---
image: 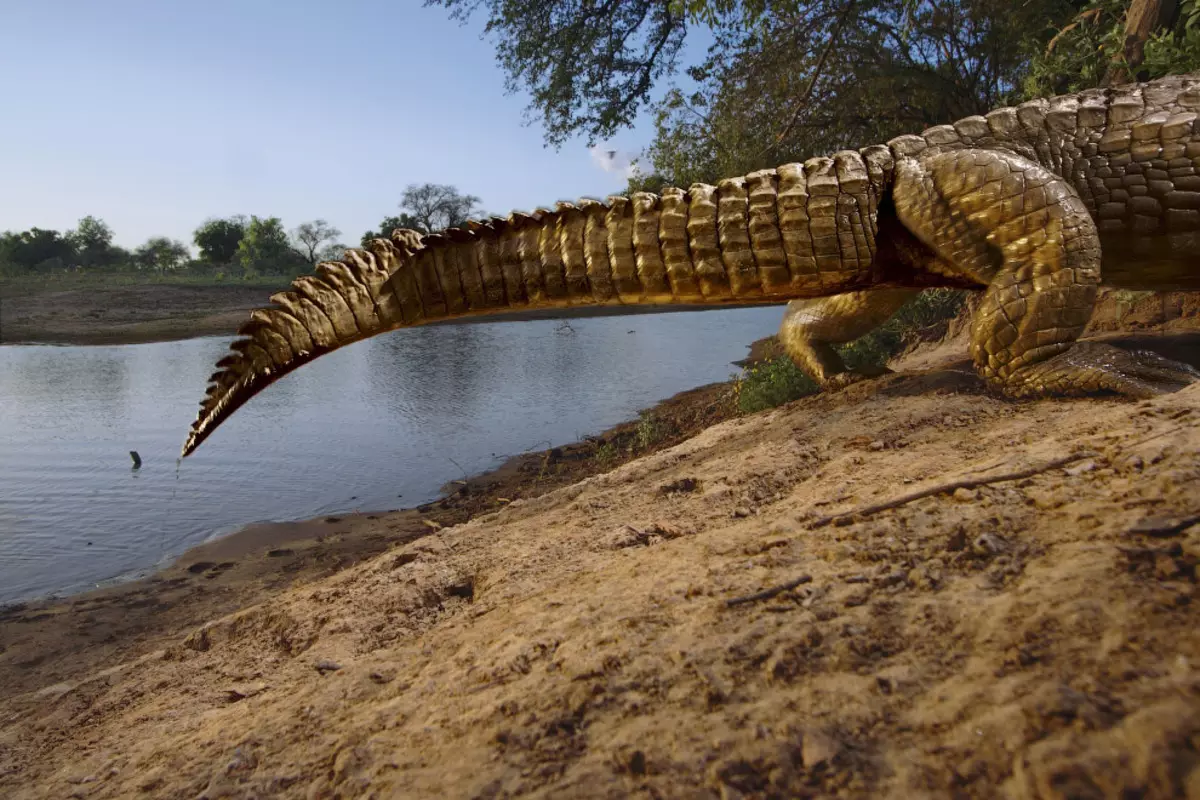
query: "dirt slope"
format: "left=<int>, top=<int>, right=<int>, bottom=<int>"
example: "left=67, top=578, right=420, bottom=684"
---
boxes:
left=2, top=350, right=1198, bottom=798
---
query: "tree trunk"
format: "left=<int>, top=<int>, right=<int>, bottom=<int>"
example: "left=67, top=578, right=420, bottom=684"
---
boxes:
left=1107, top=0, right=1179, bottom=84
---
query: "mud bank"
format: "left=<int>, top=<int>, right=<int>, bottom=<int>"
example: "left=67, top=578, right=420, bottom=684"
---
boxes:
left=0, top=284, right=280, bottom=346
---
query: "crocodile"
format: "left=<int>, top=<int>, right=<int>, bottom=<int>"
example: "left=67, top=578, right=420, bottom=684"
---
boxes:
left=183, top=72, right=1200, bottom=457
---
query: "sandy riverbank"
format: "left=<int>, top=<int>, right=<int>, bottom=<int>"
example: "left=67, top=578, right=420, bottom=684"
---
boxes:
left=0, top=377, right=742, bottom=700
left=1, top=289, right=1198, bottom=797
left=1, top=330, right=1198, bottom=797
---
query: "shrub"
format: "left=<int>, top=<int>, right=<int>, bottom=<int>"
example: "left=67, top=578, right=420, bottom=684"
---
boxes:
left=594, top=442, right=618, bottom=467
left=734, top=357, right=819, bottom=414
left=635, top=411, right=663, bottom=450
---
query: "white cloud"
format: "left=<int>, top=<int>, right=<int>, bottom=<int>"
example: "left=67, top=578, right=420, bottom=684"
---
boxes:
left=589, top=145, right=639, bottom=179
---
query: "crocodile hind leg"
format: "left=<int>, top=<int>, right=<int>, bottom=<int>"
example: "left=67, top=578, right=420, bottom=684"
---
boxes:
left=893, top=147, right=1199, bottom=398
left=779, top=289, right=920, bottom=388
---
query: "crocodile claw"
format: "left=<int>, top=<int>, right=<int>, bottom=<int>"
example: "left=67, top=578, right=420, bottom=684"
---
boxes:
left=1004, top=342, right=1200, bottom=399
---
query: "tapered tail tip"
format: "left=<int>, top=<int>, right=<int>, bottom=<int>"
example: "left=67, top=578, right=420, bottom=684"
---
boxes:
left=181, top=365, right=287, bottom=457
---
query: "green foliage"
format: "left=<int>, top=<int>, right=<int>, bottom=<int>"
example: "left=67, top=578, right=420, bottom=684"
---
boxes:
left=630, top=0, right=1077, bottom=189
left=429, top=0, right=1079, bottom=175
left=635, top=411, right=664, bottom=450
left=3, top=209, right=354, bottom=284
left=193, top=216, right=247, bottom=264
left=236, top=216, right=307, bottom=276
left=734, top=289, right=966, bottom=413
left=594, top=441, right=619, bottom=467
left=428, top=0, right=690, bottom=147
left=362, top=183, right=482, bottom=243
left=67, top=216, right=118, bottom=267
left=734, top=357, right=818, bottom=414
left=399, top=183, right=482, bottom=233
left=0, top=227, right=76, bottom=272
left=361, top=213, right=426, bottom=245
left=1141, top=2, right=1200, bottom=75
left=1023, top=0, right=1200, bottom=99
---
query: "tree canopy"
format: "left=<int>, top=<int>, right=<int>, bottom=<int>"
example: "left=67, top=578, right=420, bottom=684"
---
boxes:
left=361, top=214, right=426, bottom=245
left=1023, top=0, right=1200, bottom=97
left=664, top=0, right=1090, bottom=186
left=67, top=216, right=118, bottom=267
left=237, top=216, right=307, bottom=276
left=429, top=0, right=693, bottom=147
left=432, top=0, right=1199, bottom=190
left=134, top=237, right=190, bottom=275
left=0, top=227, right=76, bottom=272
left=291, top=219, right=343, bottom=264
left=193, top=216, right=248, bottom=264
left=361, top=183, right=483, bottom=244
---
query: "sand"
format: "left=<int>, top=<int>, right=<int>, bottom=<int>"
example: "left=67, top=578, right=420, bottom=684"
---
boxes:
left=2, top=335, right=1198, bottom=797
left=1, top=287, right=1198, bottom=798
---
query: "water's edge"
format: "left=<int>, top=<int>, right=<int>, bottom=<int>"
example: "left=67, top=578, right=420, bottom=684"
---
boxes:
left=6, top=376, right=740, bottom=608
left=0, top=308, right=785, bottom=603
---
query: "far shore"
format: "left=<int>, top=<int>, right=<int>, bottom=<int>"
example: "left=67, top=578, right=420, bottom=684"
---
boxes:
left=1, top=283, right=279, bottom=346
left=2, top=280, right=790, bottom=347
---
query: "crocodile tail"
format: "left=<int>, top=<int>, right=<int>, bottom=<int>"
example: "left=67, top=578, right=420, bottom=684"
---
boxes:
left=184, top=154, right=893, bottom=456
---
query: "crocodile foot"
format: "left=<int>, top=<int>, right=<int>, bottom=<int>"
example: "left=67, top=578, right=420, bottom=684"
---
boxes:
left=1002, top=342, right=1200, bottom=399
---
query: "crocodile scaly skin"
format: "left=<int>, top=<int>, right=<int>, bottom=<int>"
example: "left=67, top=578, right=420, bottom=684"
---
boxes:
left=183, top=73, right=1200, bottom=456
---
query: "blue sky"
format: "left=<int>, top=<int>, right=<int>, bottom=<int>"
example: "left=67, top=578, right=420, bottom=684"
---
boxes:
left=0, top=1, right=703, bottom=250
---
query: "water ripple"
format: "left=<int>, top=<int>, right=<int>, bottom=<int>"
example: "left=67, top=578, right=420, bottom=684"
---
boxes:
left=0, top=307, right=784, bottom=602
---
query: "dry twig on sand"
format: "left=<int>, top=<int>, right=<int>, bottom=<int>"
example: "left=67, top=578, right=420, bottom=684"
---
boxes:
left=725, top=574, right=813, bottom=607
left=807, top=451, right=1100, bottom=529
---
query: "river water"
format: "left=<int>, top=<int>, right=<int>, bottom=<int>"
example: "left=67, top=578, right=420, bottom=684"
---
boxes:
left=0, top=307, right=784, bottom=604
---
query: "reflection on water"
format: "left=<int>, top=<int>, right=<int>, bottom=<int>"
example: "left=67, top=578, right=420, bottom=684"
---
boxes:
left=0, top=307, right=784, bottom=603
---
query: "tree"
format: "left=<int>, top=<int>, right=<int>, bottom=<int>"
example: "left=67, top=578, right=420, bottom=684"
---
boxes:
left=0, top=227, right=76, bottom=272
left=430, top=0, right=694, bottom=146
left=1023, top=0, right=1200, bottom=97
left=316, top=242, right=351, bottom=263
left=361, top=184, right=482, bottom=244
left=291, top=219, right=342, bottom=264
left=134, top=237, right=190, bottom=275
left=361, top=213, right=426, bottom=245
left=627, top=0, right=1086, bottom=189
left=237, top=216, right=306, bottom=275
left=193, top=216, right=247, bottom=264
left=67, top=216, right=116, bottom=267
left=399, top=183, right=482, bottom=233
left=431, top=0, right=1093, bottom=178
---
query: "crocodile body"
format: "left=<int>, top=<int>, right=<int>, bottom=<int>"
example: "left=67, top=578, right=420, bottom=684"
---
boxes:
left=183, top=73, right=1200, bottom=456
